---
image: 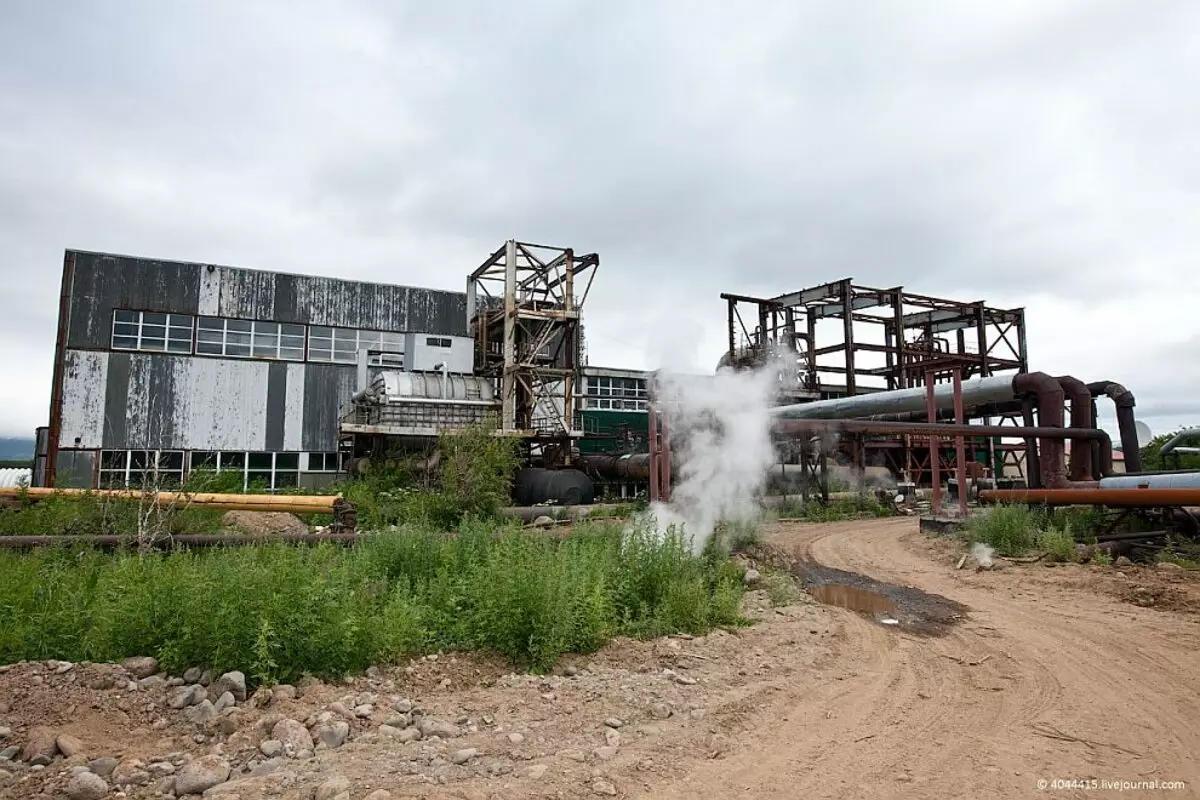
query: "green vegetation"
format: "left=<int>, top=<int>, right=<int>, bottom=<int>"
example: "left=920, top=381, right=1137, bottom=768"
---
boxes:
left=775, top=494, right=893, bottom=522
left=0, top=489, right=226, bottom=537
left=964, top=504, right=1088, bottom=560
left=760, top=570, right=802, bottom=606
left=1140, top=426, right=1200, bottom=472
left=0, top=516, right=744, bottom=680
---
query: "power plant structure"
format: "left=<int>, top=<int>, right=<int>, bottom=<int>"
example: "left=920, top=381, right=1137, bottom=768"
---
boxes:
left=32, top=239, right=1174, bottom=515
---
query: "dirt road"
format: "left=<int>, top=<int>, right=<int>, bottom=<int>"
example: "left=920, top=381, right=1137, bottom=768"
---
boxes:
left=647, top=518, right=1200, bottom=799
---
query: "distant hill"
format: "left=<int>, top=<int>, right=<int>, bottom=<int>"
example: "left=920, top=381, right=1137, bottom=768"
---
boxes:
left=0, top=437, right=35, bottom=461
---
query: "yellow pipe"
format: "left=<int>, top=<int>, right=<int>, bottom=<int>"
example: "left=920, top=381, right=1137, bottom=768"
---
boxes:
left=0, top=487, right=339, bottom=511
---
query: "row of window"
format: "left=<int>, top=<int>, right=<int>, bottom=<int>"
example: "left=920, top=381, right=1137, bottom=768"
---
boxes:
left=112, top=310, right=450, bottom=366
left=98, top=450, right=344, bottom=490
left=583, top=397, right=648, bottom=411
left=583, top=375, right=648, bottom=398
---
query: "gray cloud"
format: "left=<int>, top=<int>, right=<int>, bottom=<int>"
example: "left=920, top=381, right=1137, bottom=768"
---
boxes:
left=2, top=0, right=1199, bottom=437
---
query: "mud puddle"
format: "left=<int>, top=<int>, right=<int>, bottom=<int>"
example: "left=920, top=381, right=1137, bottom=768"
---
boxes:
left=793, top=560, right=968, bottom=635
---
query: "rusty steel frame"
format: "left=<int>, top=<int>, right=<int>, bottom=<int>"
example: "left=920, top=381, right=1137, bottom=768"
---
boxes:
left=467, top=240, right=598, bottom=464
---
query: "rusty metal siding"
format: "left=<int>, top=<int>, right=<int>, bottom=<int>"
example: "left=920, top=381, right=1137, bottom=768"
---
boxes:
left=66, top=252, right=201, bottom=349
left=59, top=350, right=109, bottom=448
left=218, top=266, right=276, bottom=319
left=302, top=364, right=359, bottom=451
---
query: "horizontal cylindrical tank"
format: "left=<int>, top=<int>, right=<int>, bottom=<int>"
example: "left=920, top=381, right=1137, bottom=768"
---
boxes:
left=512, top=468, right=596, bottom=507
left=372, top=371, right=496, bottom=403
left=1098, top=472, right=1200, bottom=490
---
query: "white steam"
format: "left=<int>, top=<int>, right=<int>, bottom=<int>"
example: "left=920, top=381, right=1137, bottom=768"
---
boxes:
left=971, top=542, right=995, bottom=568
left=646, top=359, right=784, bottom=554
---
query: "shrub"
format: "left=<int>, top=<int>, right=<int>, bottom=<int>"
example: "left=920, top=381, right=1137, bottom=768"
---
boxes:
left=761, top=571, right=801, bottom=606
left=776, top=495, right=893, bottom=523
left=964, top=504, right=1039, bottom=555
left=1038, top=527, right=1078, bottom=562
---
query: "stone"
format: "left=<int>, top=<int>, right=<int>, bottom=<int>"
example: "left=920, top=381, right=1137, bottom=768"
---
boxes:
left=593, top=779, right=618, bottom=796
left=112, top=760, right=151, bottom=786
left=87, top=756, right=119, bottom=778
left=743, top=568, right=761, bottom=585
left=148, top=761, right=177, bottom=775
left=199, top=669, right=214, bottom=686
left=379, top=725, right=421, bottom=743
left=123, top=656, right=159, bottom=679
left=417, top=718, right=460, bottom=739
left=314, top=721, right=349, bottom=749
left=56, top=733, right=86, bottom=758
left=213, top=692, right=236, bottom=714
left=138, top=675, right=166, bottom=690
left=650, top=703, right=673, bottom=720
left=383, top=713, right=411, bottom=729
left=174, top=755, right=231, bottom=795
left=270, top=719, right=313, bottom=757
left=249, top=757, right=283, bottom=777
left=563, top=665, right=579, bottom=677
left=211, top=671, right=247, bottom=703
left=312, top=775, right=351, bottom=800
left=674, top=674, right=698, bottom=686
left=353, top=704, right=374, bottom=719
left=524, top=764, right=549, bottom=780
left=593, top=746, right=618, bottom=761
left=184, top=700, right=218, bottom=725
left=65, top=771, right=108, bottom=800
left=1115, top=556, right=1134, bottom=567
left=222, top=511, right=309, bottom=538
left=604, top=728, right=621, bottom=747
left=170, top=684, right=207, bottom=709
left=273, top=685, right=297, bottom=701
left=362, top=791, right=393, bottom=800
left=506, top=732, right=525, bottom=745
left=20, top=726, right=58, bottom=762
left=451, top=748, right=478, bottom=765
left=0, top=746, right=17, bottom=761
left=184, top=667, right=204, bottom=683
left=603, top=718, right=624, bottom=729
left=0, top=727, right=9, bottom=740
left=1157, top=561, right=1185, bottom=571
left=259, top=740, right=283, bottom=759
left=392, top=699, right=413, bottom=714
left=167, top=677, right=186, bottom=687
left=558, top=749, right=587, bottom=762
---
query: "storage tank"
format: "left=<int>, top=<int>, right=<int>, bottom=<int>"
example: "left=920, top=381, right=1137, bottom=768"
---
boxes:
left=372, top=371, right=496, bottom=403
left=513, top=468, right=595, bottom=506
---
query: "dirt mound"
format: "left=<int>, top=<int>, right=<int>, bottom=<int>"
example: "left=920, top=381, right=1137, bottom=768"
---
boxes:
left=221, top=511, right=311, bottom=537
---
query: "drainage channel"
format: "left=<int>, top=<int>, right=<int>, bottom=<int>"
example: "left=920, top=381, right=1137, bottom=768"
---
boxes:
left=793, top=561, right=968, bottom=635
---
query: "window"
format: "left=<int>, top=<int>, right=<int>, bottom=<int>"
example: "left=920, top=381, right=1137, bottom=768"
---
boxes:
left=309, top=326, right=405, bottom=366
left=425, top=336, right=452, bottom=348
left=307, top=452, right=342, bottom=472
left=186, top=451, right=300, bottom=491
left=99, top=450, right=185, bottom=487
left=112, top=311, right=194, bottom=354
left=196, top=317, right=304, bottom=360
left=582, top=375, right=648, bottom=412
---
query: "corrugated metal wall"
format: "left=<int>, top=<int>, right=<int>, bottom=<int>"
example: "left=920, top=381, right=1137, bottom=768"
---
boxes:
left=57, top=251, right=470, bottom=454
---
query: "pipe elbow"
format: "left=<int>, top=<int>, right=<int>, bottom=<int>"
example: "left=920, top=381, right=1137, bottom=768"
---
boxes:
left=1087, top=380, right=1136, bottom=408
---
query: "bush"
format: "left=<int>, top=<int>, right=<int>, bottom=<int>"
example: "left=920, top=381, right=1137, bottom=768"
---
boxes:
left=776, top=495, right=893, bottom=523
left=760, top=571, right=801, bottom=606
left=1038, top=526, right=1078, bottom=562
left=965, top=504, right=1039, bottom=555
left=0, top=517, right=745, bottom=680
left=0, top=490, right=225, bottom=538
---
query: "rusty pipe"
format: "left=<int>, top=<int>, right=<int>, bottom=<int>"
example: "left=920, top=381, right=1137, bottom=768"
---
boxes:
left=1056, top=376, right=1094, bottom=482
left=1087, top=381, right=1142, bottom=473
left=1011, top=372, right=1097, bottom=489
left=979, top=487, right=1200, bottom=507
left=575, top=453, right=651, bottom=480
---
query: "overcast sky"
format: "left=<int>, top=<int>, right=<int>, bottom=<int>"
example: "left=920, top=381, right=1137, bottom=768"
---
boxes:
left=2, top=1, right=1199, bottom=441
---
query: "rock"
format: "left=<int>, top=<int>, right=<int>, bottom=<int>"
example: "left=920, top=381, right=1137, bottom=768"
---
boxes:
left=392, top=699, right=412, bottom=714
left=362, top=791, right=393, bottom=800
left=199, top=669, right=214, bottom=686
left=214, top=692, right=236, bottom=714
left=454, top=714, right=469, bottom=725
left=0, top=727, right=8, bottom=740
left=743, top=568, right=761, bottom=585
left=167, top=677, right=186, bottom=687
left=593, top=746, right=618, bottom=761
left=56, top=734, right=86, bottom=758
left=170, top=684, right=207, bottom=709
left=259, top=740, right=283, bottom=759
left=123, top=656, right=159, bottom=679
left=603, top=718, right=624, bottom=729
left=1115, top=556, right=1134, bottom=567
left=174, top=755, right=231, bottom=795
left=20, top=726, right=59, bottom=762
left=593, top=778, right=618, bottom=796
left=312, top=775, right=351, bottom=800
left=270, top=719, right=313, bottom=757
left=0, top=746, right=17, bottom=761
left=273, top=685, right=297, bottom=701
left=674, top=674, right=697, bottom=686
left=314, top=721, right=349, bottom=749
left=184, top=667, right=204, bottom=683
left=112, top=760, right=151, bottom=786
left=532, top=515, right=555, bottom=526
left=222, top=510, right=309, bottom=537
left=65, top=771, right=108, bottom=800
left=604, top=728, right=621, bottom=747
left=87, top=756, right=119, bottom=778
left=30, top=754, right=52, bottom=766
left=1157, top=561, right=1185, bottom=571
left=211, top=671, right=247, bottom=703
left=379, top=726, right=421, bottom=743
left=451, top=748, right=478, bottom=765
left=383, top=713, right=411, bottom=729
left=249, top=757, right=283, bottom=777
left=523, top=764, right=549, bottom=780
left=148, top=761, right=177, bottom=776
left=353, top=704, right=374, bottom=719
left=417, top=718, right=460, bottom=739
left=184, top=700, right=218, bottom=725
left=650, top=703, right=673, bottom=720
left=558, top=749, right=587, bottom=762
left=507, top=732, right=525, bottom=745
left=138, top=675, right=166, bottom=690
left=563, top=665, right=579, bottom=677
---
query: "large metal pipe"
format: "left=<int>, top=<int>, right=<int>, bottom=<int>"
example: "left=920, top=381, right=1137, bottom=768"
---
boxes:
left=1158, top=427, right=1200, bottom=459
left=0, top=533, right=359, bottom=549
left=1056, top=376, right=1094, bottom=482
left=979, top=487, right=1200, bottom=506
left=1087, top=381, right=1143, bottom=473
left=575, top=453, right=652, bottom=480
left=771, top=420, right=1114, bottom=477
left=1098, top=472, right=1200, bottom=490
left=0, top=487, right=339, bottom=512
left=771, top=375, right=1018, bottom=420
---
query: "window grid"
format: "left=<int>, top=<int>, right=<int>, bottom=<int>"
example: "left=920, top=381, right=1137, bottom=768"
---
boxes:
left=309, top=326, right=405, bottom=366
left=99, top=450, right=186, bottom=487
left=583, top=376, right=648, bottom=411
left=112, top=311, right=194, bottom=354
left=196, top=317, right=305, bottom=361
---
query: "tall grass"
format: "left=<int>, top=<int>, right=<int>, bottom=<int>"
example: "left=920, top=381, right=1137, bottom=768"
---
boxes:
left=0, top=517, right=744, bottom=679
left=775, top=495, right=893, bottom=522
left=964, top=504, right=1085, bottom=559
